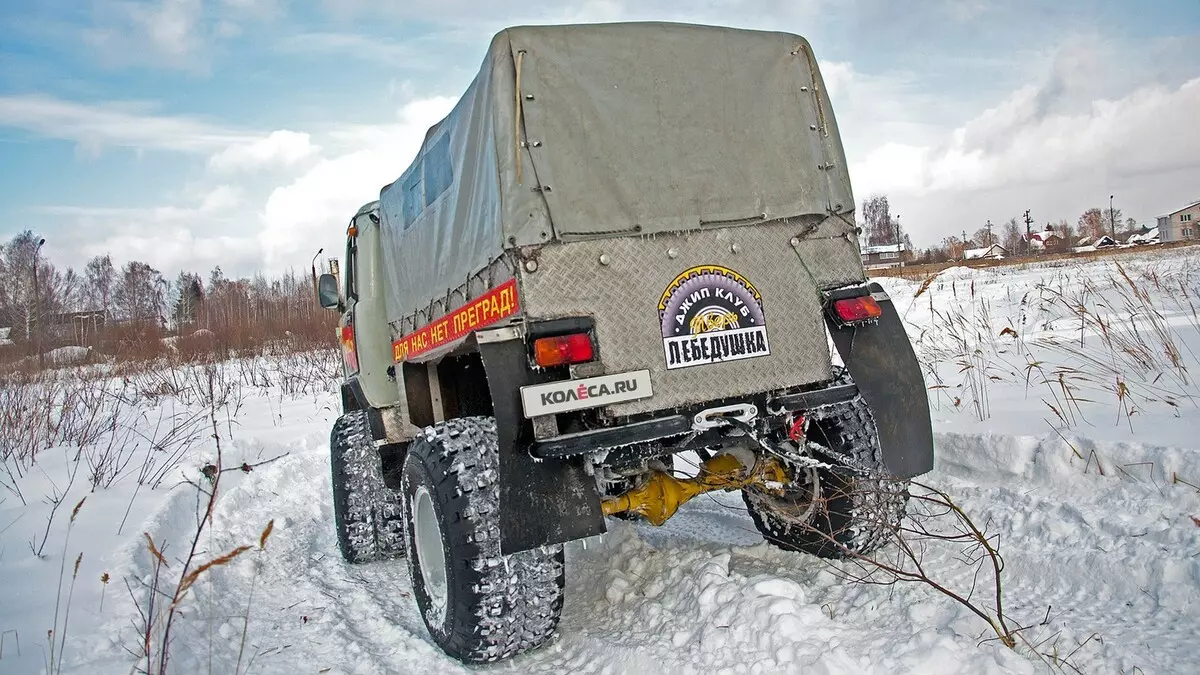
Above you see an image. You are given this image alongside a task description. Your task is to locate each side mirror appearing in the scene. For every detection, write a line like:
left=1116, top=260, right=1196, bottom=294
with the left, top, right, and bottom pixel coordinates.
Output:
left=317, top=273, right=341, bottom=311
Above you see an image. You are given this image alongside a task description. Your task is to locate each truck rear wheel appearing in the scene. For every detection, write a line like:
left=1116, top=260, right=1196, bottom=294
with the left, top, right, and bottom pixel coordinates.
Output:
left=742, top=399, right=908, bottom=558
left=401, top=417, right=565, bottom=664
left=330, top=410, right=406, bottom=563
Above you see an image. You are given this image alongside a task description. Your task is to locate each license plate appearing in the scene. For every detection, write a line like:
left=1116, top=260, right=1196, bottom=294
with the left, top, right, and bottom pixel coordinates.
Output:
left=520, top=370, right=653, bottom=418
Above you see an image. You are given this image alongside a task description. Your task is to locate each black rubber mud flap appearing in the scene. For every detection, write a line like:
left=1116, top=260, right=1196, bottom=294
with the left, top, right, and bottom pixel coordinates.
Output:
left=826, top=282, right=934, bottom=478
left=478, top=339, right=607, bottom=555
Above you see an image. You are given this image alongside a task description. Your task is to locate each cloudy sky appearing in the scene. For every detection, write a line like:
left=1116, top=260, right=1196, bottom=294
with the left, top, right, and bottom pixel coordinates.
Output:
left=1, top=0, right=1198, bottom=277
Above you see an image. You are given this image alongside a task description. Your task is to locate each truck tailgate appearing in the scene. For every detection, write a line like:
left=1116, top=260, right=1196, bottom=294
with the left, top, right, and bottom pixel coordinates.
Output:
left=517, top=219, right=862, bottom=417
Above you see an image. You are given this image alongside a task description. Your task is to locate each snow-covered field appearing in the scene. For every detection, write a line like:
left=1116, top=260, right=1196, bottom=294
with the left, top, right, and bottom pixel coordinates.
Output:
left=3, top=247, right=1199, bottom=674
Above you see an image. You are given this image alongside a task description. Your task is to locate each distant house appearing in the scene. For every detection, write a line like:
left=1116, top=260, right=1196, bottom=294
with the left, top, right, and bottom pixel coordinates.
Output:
left=1126, top=226, right=1160, bottom=246
left=1027, top=228, right=1066, bottom=252
left=0, top=327, right=12, bottom=348
left=860, top=243, right=909, bottom=269
left=964, top=244, right=1008, bottom=260
left=1156, top=200, right=1200, bottom=243
left=44, top=310, right=107, bottom=344
left=1077, top=235, right=1117, bottom=250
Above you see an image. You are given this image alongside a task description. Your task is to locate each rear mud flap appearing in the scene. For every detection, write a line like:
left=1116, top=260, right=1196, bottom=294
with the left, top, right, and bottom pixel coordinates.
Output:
left=827, top=283, right=934, bottom=478
left=478, top=339, right=607, bottom=555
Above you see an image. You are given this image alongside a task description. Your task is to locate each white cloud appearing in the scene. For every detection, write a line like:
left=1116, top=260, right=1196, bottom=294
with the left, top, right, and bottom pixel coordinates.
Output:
left=216, top=21, right=243, bottom=38
left=207, top=130, right=320, bottom=173
left=136, top=0, right=203, bottom=59
left=220, top=0, right=280, bottom=13
left=258, top=96, right=456, bottom=270
left=83, top=0, right=282, bottom=70
left=318, top=0, right=823, bottom=31
left=34, top=184, right=258, bottom=276
left=0, top=94, right=253, bottom=154
left=85, top=0, right=207, bottom=70
left=852, top=77, right=1200, bottom=197
left=847, top=76, right=1200, bottom=245
left=199, top=184, right=243, bottom=212
left=277, top=33, right=427, bottom=68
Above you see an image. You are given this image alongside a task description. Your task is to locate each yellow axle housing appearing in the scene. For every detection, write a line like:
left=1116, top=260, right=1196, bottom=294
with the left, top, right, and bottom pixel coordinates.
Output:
left=601, top=452, right=789, bottom=526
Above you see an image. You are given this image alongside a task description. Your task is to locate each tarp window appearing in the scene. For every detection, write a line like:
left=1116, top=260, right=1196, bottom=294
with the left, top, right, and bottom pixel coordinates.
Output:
left=401, top=166, right=423, bottom=229
left=423, top=133, right=454, bottom=207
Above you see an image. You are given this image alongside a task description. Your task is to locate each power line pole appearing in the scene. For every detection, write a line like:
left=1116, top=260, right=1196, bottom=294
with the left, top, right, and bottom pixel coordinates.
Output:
left=1024, top=210, right=1033, bottom=255
left=1109, top=194, right=1116, bottom=238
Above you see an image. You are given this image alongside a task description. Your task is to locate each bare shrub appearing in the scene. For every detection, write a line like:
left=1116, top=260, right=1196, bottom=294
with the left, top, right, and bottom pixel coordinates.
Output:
left=787, top=477, right=1096, bottom=672
left=122, top=372, right=276, bottom=675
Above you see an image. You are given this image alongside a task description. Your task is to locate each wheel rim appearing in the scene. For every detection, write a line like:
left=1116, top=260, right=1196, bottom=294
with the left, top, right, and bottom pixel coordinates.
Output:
left=412, top=485, right=448, bottom=620
left=755, top=465, right=822, bottom=524
left=791, top=466, right=822, bottom=522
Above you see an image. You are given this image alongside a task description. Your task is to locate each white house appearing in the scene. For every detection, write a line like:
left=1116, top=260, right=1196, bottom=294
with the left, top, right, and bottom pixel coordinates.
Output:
left=1156, top=200, right=1200, bottom=243
left=860, top=243, right=909, bottom=269
left=1126, top=226, right=1160, bottom=246
left=964, top=244, right=1008, bottom=260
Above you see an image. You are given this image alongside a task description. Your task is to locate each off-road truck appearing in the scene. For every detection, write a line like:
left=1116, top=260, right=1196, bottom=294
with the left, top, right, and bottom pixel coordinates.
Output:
left=316, top=21, right=934, bottom=664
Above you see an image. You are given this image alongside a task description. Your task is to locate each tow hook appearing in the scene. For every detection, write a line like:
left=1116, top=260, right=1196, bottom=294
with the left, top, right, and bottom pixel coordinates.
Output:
left=692, top=403, right=758, bottom=430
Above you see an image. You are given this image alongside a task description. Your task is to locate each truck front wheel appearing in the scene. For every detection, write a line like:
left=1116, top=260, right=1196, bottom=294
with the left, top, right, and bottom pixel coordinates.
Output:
left=401, top=416, right=565, bottom=664
left=330, top=410, right=406, bottom=563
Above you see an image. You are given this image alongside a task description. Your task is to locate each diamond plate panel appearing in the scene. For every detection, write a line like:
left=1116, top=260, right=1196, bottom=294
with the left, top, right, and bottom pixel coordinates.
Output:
left=518, top=220, right=861, bottom=416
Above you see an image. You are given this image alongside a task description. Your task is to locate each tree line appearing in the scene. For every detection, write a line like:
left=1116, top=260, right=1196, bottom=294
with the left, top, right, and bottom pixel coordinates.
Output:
left=0, top=229, right=335, bottom=360
left=857, top=195, right=1146, bottom=264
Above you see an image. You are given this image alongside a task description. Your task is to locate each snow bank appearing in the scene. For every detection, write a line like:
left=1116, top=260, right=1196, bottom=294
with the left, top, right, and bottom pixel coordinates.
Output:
left=3, top=247, right=1200, bottom=674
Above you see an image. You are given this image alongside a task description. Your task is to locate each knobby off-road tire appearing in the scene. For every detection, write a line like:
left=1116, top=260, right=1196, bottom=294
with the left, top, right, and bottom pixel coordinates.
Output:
left=401, top=416, right=565, bottom=664
left=330, top=410, right=406, bottom=564
left=743, top=395, right=909, bottom=559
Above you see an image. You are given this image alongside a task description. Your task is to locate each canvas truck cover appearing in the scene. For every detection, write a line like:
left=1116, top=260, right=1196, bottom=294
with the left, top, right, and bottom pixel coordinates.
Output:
left=378, top=21, right=859, bottom=328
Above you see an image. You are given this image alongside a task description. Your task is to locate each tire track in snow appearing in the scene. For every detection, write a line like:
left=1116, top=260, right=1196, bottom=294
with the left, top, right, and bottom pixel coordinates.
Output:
left=80, top=427, right=1197, bottom=674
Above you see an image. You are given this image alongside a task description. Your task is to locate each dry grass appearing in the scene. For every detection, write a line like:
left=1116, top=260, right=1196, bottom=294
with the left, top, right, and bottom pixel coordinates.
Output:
left=908, top=253, right=1200, bottom=434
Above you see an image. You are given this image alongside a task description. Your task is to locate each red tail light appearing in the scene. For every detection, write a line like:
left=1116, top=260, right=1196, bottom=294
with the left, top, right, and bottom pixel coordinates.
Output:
left=533, top=333, right=595, bottom=367
left=340, top=324, right=359, bottom=372
left=832, top=296, right=882, bottom=323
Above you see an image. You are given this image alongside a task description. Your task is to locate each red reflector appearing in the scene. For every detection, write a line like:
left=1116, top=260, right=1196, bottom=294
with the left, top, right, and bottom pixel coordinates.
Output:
left=533, top=333, right=595, bottom=367
left=833, top=296, right=883, bottom=322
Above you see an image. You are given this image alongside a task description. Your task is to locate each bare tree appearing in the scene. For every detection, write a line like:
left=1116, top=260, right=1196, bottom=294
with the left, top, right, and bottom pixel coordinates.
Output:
left=1101, top=207, right=1125, bottom=237
left=862, top=194, right=906, bottom=247
left=0, top=231, right=56, bottom=342
left=972, top=224, right=999, bottom=249
left=1078, top=208, right=1105, bottom=240
left=1001, top=218, right=1023, bottom=254
left=943, top=235, right=965, bottom=260
left=51, top=267, right=84, bottom=314
left=1120, top=216, right=1141, bottom=238
left=84, top=255, right=116, bottom=317
left=114, top=261, right=167, bottom=324
left=1055, top=218, right=1074, bottom=243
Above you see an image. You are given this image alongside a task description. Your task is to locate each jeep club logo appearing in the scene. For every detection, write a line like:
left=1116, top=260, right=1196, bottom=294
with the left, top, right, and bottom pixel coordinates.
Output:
left=658, top=265, right=770, bottom=370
